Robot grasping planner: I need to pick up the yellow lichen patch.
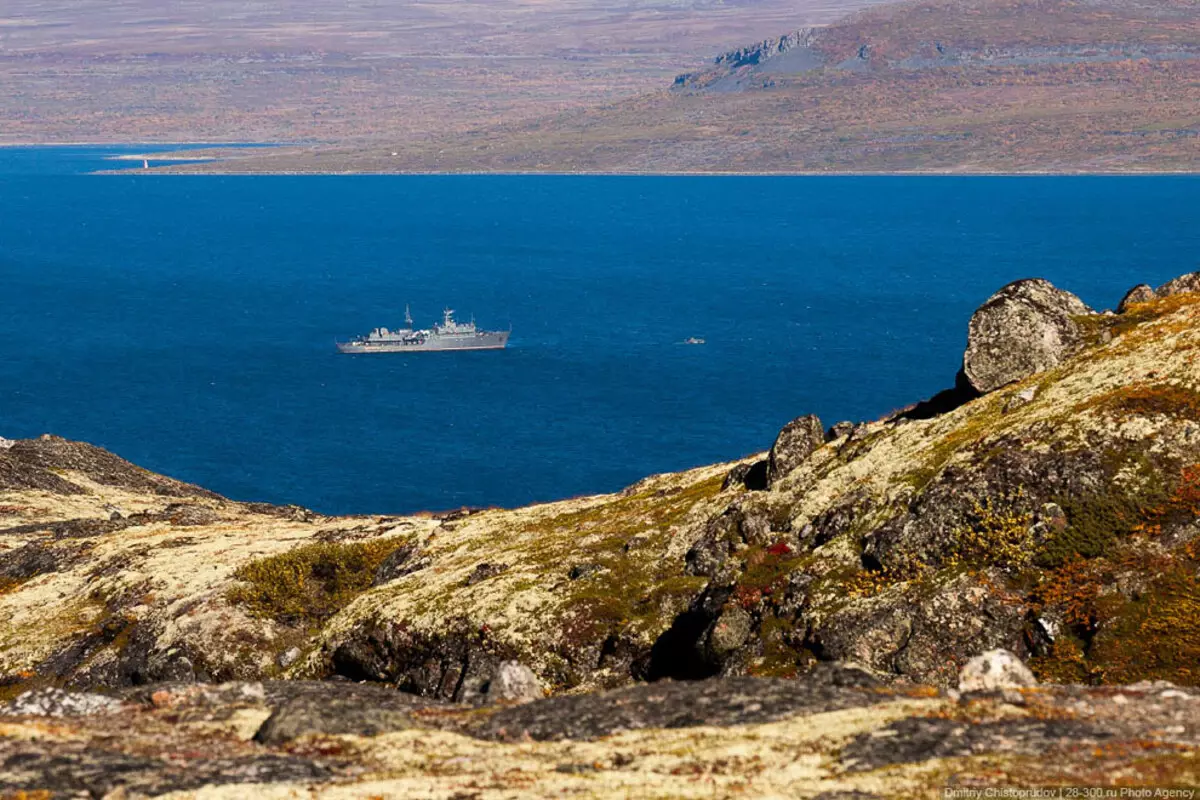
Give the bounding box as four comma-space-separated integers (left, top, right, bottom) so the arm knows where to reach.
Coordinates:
844, 560, 923, 600
1117, 293, 1200, 337
949, 495, 1033, 574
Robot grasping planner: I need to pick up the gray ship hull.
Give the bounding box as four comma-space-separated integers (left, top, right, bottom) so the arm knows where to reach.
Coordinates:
337, 330, 509, 354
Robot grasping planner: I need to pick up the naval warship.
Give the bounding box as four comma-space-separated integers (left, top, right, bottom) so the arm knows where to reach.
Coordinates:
336, 306, 510, 353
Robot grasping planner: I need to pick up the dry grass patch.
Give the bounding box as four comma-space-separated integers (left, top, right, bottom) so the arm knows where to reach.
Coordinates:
227, 538, 406, 629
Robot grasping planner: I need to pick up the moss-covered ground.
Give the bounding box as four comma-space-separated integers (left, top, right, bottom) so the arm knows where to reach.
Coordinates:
227, 538, 407, 629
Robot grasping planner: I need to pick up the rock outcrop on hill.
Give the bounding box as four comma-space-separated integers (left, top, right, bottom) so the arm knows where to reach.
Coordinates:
670, 1, 1200, 97
3, 271, 1200, 793
961, 278, 1093, 394
1117, 271, 1200, 313
674, 28, 820, 89
766, 413, 825, 486
1118, 283, 1158, 313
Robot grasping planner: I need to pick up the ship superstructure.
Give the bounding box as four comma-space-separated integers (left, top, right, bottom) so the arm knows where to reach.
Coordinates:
336, 306, 509, 353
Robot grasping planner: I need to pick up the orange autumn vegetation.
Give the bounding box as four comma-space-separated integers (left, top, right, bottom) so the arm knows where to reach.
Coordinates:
1033, 465, 1200, 684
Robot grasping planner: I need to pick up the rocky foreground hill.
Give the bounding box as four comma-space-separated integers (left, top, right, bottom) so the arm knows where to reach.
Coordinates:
4, 273, 1200, 795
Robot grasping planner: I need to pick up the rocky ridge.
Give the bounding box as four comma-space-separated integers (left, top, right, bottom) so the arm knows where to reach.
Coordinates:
672, 0, 1200, 93
3, 271, 1200, 793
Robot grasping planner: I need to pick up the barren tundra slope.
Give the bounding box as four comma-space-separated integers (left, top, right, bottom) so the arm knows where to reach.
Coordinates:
192, 0, 1200, 172
0, 0, 886, 144
3, 273, 1200, 793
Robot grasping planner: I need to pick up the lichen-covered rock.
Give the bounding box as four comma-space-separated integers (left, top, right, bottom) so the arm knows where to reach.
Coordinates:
1002, 386, 1037, 413
1155, 271, 1200, 298
1118, 283, 1157, 312
767, 413, 824, 485
958, 649, 1038, 692
277, 647, 302, 668
485, 661, 545, 704
685, 502, 777, 579
0, 435, 218, 497
253, 684, 432, 744
810, 572, 1030, 687
704, 605, 753, 661
4, 688, 125, 717
962, 278, 1093, 394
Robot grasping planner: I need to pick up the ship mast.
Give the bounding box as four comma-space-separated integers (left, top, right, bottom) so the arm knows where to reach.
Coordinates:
404, 304, 413, 327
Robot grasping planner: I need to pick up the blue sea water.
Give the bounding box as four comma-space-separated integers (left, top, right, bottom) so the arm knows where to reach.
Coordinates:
1, 146, 1197, 514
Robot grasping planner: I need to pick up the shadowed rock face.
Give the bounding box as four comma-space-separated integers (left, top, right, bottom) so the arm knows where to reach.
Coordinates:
840, 716, 1114, 772
472, 664, 884, 741
962, 278, 1092, 394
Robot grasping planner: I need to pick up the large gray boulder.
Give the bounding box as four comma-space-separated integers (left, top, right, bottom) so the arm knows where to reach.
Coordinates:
767, 414, 824, 486
962, 279, 1093, 394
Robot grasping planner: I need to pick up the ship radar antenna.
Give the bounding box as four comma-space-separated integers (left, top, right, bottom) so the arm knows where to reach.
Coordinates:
404, 304, 413, 326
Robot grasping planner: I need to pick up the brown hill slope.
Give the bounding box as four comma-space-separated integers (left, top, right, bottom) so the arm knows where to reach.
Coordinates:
0, 0, 885, 145
188, 0, 1200, 172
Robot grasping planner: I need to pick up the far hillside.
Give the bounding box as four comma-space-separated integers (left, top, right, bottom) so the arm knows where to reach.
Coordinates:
0, 0, 886, 145
187, 0, 1199, 173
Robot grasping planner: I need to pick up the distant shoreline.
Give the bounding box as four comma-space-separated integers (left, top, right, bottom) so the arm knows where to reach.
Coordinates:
7, 142, 1195, 178
0, 141, 257, 148
131, 168, 1200, 177
0, 141, 282, 147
